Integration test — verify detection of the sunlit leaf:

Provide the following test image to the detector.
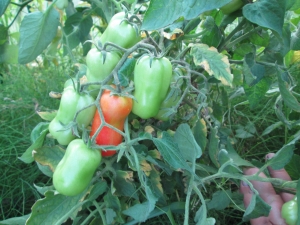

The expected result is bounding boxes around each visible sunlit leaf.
[190,43,233,86]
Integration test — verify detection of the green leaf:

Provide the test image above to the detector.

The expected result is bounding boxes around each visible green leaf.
[63,12,93,55]
[267,144,295,170]
[141,0,231,30]
[0,0,10,17]
[235,122,256,139]
[242,0,285,36]
[33,145,65,172]
[0,24,8,45]
[153,132,192,172]
[19,122,49,163]
[226,142,253,167]
[287,0,300,10]
[199,16,222,48]
[0,214,30,225]
[36,110,57,121]
[174,123,202,163]
[291,27,300,50]
[261,121,283,136]
[104,191,122,213]
[285,154,300,180]
[33,184,54,195]
[113,170,138,199]
[193,119,207,153]
[30,122,50,143]
[122,201,155,223]
[208,127,220,168]
[218,149,241,174]
[26,190,87,225]
[88,180,108,201]
[277,69,300,112]
[207,190,232,210]
[18,8,59,64]
[242,194,271,221]
[117,58,136,87]
[190,43,233,86]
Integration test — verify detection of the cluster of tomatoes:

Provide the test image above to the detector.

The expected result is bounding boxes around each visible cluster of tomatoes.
[48,11,174,197]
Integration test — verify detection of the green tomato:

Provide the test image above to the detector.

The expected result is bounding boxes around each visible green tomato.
[281,197,298,225]
[49,85,96,145]
[132,55,173,119]
[100,12,141,49]
[55,0,68,10]
[53,139,102,196]
[220,0,244,15]
[86,48,121,96]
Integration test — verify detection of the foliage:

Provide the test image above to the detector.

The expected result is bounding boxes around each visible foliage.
[1,0,300,225]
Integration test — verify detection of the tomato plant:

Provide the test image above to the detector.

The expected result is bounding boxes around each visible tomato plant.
[1,0,300,224]
[90,87,133,157]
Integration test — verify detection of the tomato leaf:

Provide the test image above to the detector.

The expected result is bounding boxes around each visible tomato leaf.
[0,0,10,17]
[18,8,59,64]
[277,69,300,112]
[36,110,57,121]
[174,123,202,163]
[88,180,108,201]
[291,28,300,51]
[153,132,193,172]
[208,127,220,168]
[141,0,231,30]
[193,119,207,154]
[207,190,232,210]
[113,170,138,199]
[26,190,87,225]
[242,194,271,221]
[285,154,300,180]
[0,214,30,225]
[122,201,155,222]
[242,0,285,36]
[19,122,49,163]
[63,12,93,56]
[190,43,233,86]
[33,145,65,172]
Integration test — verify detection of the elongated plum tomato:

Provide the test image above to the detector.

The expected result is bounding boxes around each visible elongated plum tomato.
[220,0,244,15]
[90,87,133,157]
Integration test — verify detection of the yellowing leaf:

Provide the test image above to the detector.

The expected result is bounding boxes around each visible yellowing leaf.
[140,160,152,176]
[190,43,233,86]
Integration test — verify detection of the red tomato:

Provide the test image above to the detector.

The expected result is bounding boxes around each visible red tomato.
[90,87,133,157]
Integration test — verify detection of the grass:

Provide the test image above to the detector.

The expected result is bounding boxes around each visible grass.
[0,63,67,220]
